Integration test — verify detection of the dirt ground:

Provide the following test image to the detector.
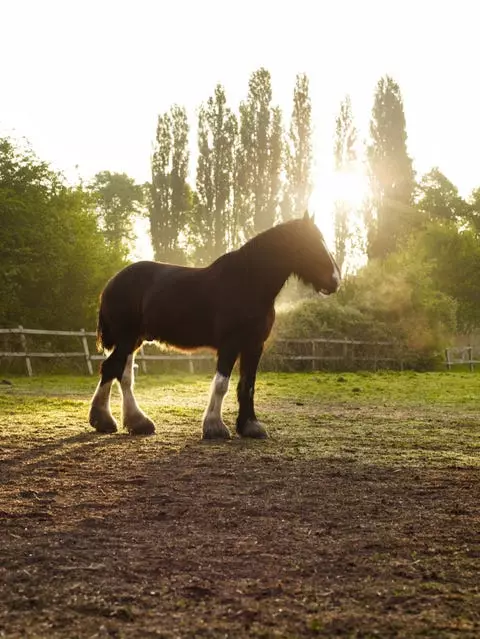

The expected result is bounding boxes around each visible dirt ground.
[0,376,479,638]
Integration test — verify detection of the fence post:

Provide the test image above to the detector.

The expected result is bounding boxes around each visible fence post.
[139,345,148,374]
[445,348,451,371]
[81,329,93,375]
[468,346,473,372]
[18,325,32,377]
[188,357,195,374]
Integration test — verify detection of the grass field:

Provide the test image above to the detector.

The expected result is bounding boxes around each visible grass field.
[1,371,479,638]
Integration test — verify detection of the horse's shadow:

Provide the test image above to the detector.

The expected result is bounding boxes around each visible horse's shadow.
[0,430,119,483]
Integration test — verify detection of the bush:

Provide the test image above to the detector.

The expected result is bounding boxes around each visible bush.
[273,250,457,371]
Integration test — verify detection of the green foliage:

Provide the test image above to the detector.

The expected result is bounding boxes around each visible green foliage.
[274,296,388,341]
[275,248,457,369]
[0,137,126,330]
[367,76,416,259]
[333,95,357,272]
[409,222,480,333]
[281,73,313,222]
[345,253,457,351]
[191,84,238,264]
[150,105,191,263]
[235,68,283,238]
[465,187,480,234]
[416,168,470,224]
[89,171,144,255]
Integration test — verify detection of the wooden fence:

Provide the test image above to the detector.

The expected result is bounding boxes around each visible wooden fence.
[0,326,213,376]
[444,346,480,371]
[0,326,416,376]
[268,338,407,372]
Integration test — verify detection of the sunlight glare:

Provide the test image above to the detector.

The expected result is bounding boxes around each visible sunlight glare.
[329,170,370,210]
[310,168,370,239]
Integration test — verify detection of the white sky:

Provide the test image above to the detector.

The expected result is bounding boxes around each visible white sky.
[1,0,478,223]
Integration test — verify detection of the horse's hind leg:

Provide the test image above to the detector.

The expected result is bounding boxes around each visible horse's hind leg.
[89,341,151,435]
[90,380,117,433]
[202,346,238,439]
[89,354,119,434]
[120,353,155,435]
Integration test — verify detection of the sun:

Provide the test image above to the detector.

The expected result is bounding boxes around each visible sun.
[309,167,370,240]
[328,170,370,210]
[314,168,370,214]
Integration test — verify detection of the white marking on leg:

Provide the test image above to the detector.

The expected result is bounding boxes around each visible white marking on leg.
[204,372,229,421]
[120,354,143,422]
[91,379,113,413]
[120,354,155,434]
[90,378,117,431]
[202,372,231,439]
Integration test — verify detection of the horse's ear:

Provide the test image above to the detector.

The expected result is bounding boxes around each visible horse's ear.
[303,210,315,223]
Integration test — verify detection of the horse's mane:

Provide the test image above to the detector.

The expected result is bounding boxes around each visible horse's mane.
[237,219,307,258]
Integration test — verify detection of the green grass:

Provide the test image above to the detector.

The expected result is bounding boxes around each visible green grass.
[1,371,479,467]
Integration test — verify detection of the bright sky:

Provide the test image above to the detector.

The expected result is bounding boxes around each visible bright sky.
[1,0,478,248]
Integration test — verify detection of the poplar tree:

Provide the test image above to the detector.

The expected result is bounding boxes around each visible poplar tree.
[193,85,237,263]
[234,68,283,238]
[282,73,313,221]
[333,95,356,272]
[367,76,415,259]
[150,105,191,263]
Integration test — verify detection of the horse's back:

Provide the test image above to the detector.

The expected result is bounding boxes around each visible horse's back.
[101,261,215,348]
[99,254,274,351]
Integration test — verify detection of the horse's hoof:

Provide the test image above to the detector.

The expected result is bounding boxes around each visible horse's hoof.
[89,407,118,434]
[125,415,156,436]
[202,417,231,440]
[237,419,268,439]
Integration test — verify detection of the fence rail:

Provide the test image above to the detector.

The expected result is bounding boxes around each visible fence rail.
[444,346,480,371]
[0,326,408,376]
[0,326,215,376]
[5,326,471,376]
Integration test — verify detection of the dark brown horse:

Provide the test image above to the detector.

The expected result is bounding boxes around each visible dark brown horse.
[89,212,340,439]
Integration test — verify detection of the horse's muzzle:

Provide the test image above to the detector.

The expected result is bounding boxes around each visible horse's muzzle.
[318,275,341,296]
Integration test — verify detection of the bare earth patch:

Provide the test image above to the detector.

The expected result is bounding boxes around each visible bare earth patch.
[0,373,479,638]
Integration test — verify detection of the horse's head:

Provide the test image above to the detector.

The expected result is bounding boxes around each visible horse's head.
[293,211,341,295]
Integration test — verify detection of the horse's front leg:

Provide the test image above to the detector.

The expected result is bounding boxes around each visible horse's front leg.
[121,354,155,435]
[202,346,238,440]
[236,344,268,439]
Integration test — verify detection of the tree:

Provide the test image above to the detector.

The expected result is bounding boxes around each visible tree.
[367,76,416,259]
[150,105,191,263]
[333,95,357,273]
[467,187,480,234]
[282,73,313,222]
[234,68,283,238]
[412,222,480,333]
[416,168,470,224]
[192,84,238,264]
[89,171,144,254]
[0,137,125,330]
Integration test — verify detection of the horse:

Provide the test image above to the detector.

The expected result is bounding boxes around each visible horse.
[89,211,340,439]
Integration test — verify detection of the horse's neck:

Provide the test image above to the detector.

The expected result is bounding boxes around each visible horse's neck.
[238,228,295,301]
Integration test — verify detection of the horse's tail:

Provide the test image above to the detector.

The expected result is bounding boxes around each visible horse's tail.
[96,305,115,353]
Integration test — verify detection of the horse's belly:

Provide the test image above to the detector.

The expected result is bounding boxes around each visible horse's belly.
[142,307,216,350]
